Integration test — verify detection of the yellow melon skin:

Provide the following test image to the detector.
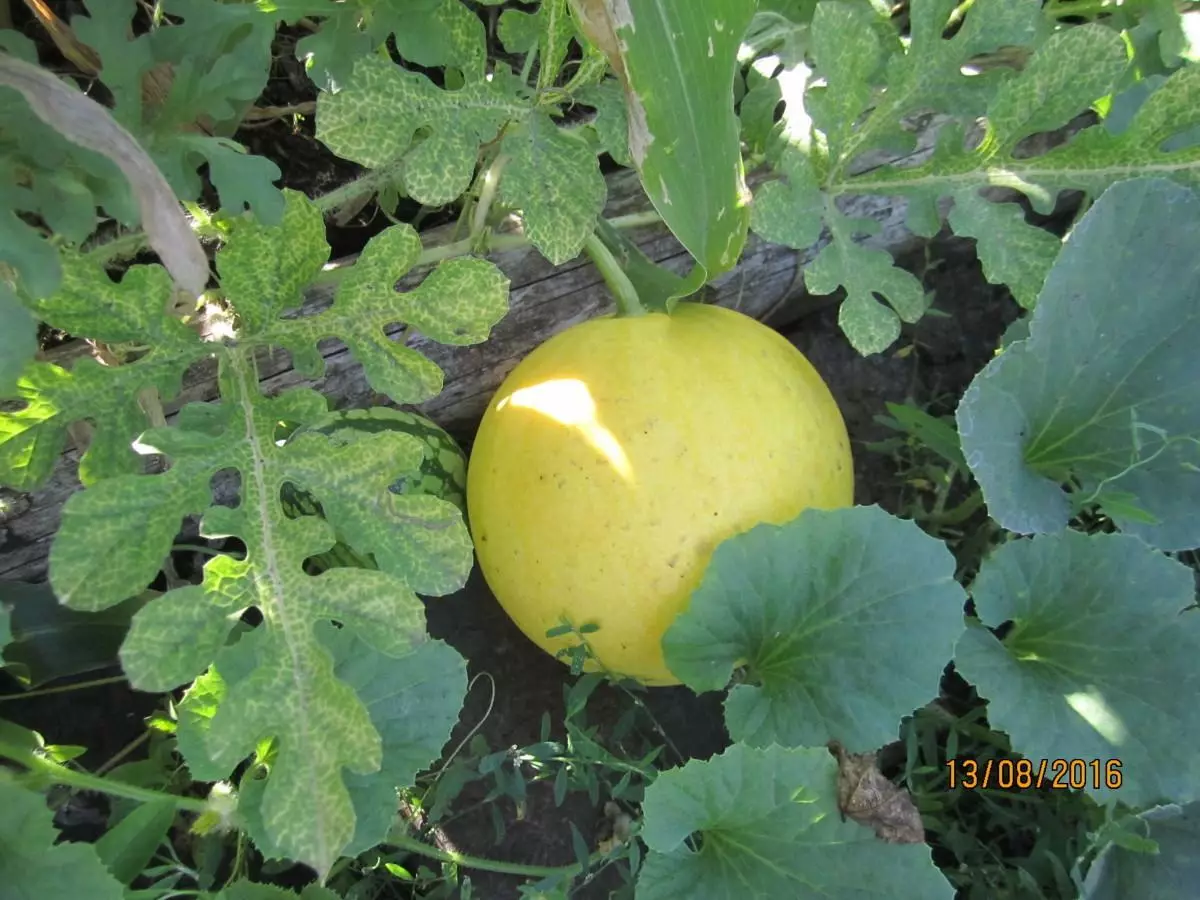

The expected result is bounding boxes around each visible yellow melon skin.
[466,302,854,685]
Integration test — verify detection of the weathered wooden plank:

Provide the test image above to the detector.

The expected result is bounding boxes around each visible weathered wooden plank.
[2,111,1040,583]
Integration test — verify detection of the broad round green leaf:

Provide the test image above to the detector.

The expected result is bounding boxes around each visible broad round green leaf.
[0,581,152,688]
[957,177,1200,550]
[638,743,952,900]
[954,531,1200,808]
[1082,803,1200,900]
[662,505,967,750]
[0,781,125,900]
[0,283,35,394]
[324,623,467,857]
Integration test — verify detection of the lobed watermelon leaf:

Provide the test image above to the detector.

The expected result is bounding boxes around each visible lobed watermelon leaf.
[498,0,575,90]
[69,0,285,224]
[180,623,467,860]
[0,254,211,491]
[317,53,605,265]
[48,375,464,875]
[749,2,1200,352]
[238,194,509,403]
[31,187,505,876]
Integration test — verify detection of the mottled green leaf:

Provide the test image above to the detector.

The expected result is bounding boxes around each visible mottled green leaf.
[48,361,470,875]
[180,618,462,862]
[499,8,541,54]
[218,189,328,334]
[176,657,235,783]
[31,253,198,346]
[957,178,1200,549]
[808,2,885,158]
[954,531,1200,808]
[638,744,952,900]
[391,0,487,80]
[985,25,1127,153]
[317,54,525,207]
[0,255,207,490]
[281,431,474,595]
[120,566,257,692]
[50,462,212,612]
[0,781,125,900]
[750,148,824,250]
[806,221,928,354]
[575,78,632,167]
[300,0,484,91]
[255,215,509,404]
[1082,803,1200,900]
[663,506,966,749]
[500,0,575,89]
[751,2,1196,355]
[576,0,755,289]
[499,116,606,264]
[947,192,1060,310]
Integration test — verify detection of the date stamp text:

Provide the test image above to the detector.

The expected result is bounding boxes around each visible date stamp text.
[947,758,1123,791]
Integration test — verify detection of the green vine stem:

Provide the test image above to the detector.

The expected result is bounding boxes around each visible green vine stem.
[519,44,540,86]
[1,730,616,881]
[0,674,127,702]
[314,160,407,215]
[470,153,511,244]
[1043,0,1165,19]
[0,735,210,814]
[387,831,610,879]
[583,232,646,318]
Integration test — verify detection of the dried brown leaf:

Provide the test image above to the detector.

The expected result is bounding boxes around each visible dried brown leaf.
[0,51,209,297]
[828,739,926,844]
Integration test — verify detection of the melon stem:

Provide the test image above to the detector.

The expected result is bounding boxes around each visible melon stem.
[584,231,647,318]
